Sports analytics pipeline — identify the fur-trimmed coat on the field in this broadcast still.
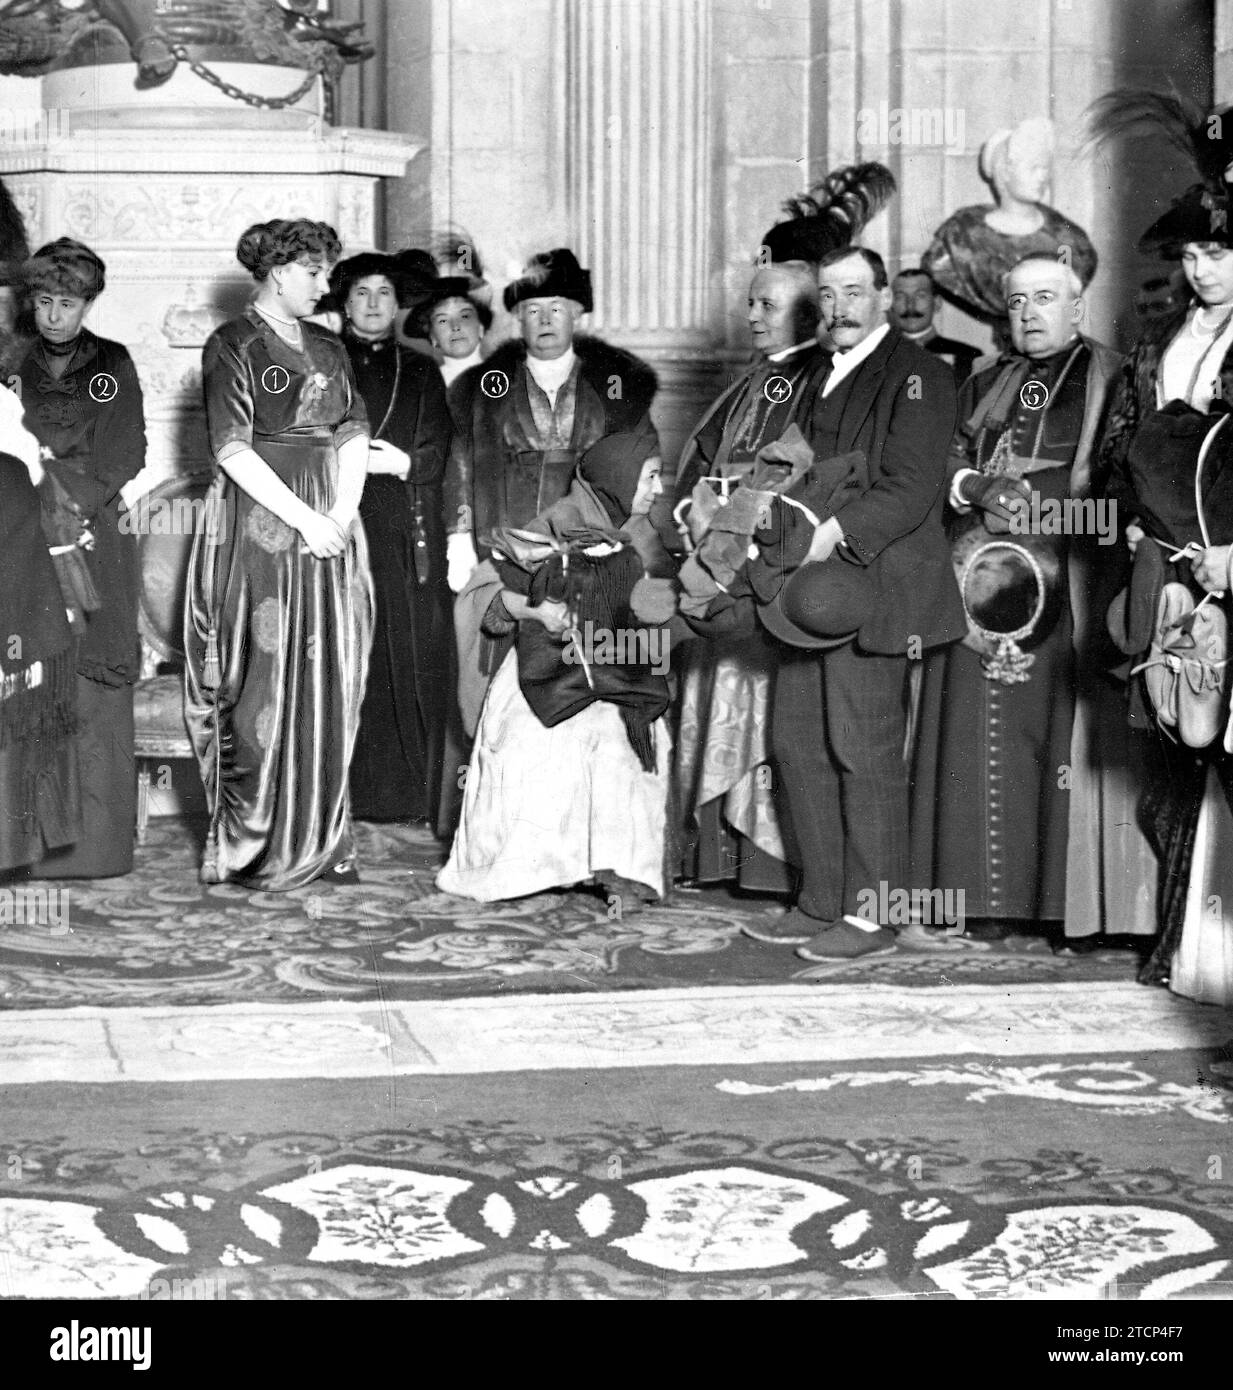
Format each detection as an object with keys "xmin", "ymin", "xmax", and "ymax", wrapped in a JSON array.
[{"xmin": 443, "ymin": 335, "xmax": 657, "ymax": 543}]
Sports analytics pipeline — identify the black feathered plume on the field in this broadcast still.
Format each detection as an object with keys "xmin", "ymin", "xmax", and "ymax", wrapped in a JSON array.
[
  {"xmin": 762, "ymin": 162, "xmax": 895, "ymax": 265},
  {"xmin": 1085, "ymin": 89, "xmax": 1233, "ymax": 189},
  {"xmin": 781, "ymin": 162, "xmax": 897, "ymax": 238},
  {"xmin": 1085, "ymin": 88, "xmax": 1233, "ymax": 252}
]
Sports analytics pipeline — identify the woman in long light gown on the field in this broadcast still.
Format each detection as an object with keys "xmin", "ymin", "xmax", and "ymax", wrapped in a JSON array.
[{"xmin": 184, "ymin": 219, "xmax": 374, "ymax": 891}]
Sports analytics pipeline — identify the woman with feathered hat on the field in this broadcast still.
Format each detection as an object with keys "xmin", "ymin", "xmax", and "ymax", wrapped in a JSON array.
[{"xmin": 1091, "ymin": 91, "xmax": 1233, "ymax": 1006}]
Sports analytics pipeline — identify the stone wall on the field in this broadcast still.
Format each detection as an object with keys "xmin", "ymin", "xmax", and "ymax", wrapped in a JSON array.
[{"xmin": 367, "ymin": 0, "xmax": 1217, "ymax": 450}]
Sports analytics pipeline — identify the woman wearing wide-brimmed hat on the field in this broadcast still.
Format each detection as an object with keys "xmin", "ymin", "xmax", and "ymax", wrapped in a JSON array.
[{"xmin": 332, "ymin": 251, "xmax": 455, "ymax": 827}]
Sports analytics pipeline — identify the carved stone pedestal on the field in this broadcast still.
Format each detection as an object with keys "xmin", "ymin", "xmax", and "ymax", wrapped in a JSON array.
[{"xmin": 1, "ymin": 91, "xmax": 420, "ymax": 494}]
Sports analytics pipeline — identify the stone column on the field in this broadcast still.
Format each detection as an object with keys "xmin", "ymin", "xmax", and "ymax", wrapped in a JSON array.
[
  {"xmin": 1218, "ymin": 0, "xmax": 1233, "ymax": 101},
  {"xmin": 558, "ymin": 0, "xmax": 720, "ymax": 470}
]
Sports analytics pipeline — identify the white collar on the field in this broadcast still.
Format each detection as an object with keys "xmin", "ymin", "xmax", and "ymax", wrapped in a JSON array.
[
  {"xmin": 822, "ymin": 322, "xmax": 890, "ymax": 395},
  {"xmin": 766, "ymin": 340, "xmax": 817, "ymax": 363},
  {"xmin": 834, "ymin": 321, "xmax": 890, "ymax": 363},
  {"xmin": 525, "ymin": 346, "xmax": 578, "ymax": 393},
  {"xmin": 440, "ymin": 346, "xmax": 483, "ymax": 383},
  {"xmin": 902, "ymin": 326, "xmax": 936, "ymax": 345}
]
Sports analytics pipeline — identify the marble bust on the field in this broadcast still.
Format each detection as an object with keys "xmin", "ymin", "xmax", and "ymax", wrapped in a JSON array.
[{"xmin": 923, "ymin": 118, "xmax": 1097, "ymax": 331}]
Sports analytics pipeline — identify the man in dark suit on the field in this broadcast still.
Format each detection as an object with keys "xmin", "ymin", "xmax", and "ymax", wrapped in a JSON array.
[
  {"xmin": 890, "ymin": 267, "xmax": 980, "ymax": 383},
  {"xmin": 743, "ymin": 246, "xmax": 966, "ymax": 959}
]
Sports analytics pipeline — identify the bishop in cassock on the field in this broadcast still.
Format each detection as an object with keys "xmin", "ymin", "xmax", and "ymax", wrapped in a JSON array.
[
  {"xmin": 674, "ymin": 263, "xmax": 830, "ymax": 890},
  {"xmin": 910, "ymin": 254, "xmax": 1156, "ymax": 938}
]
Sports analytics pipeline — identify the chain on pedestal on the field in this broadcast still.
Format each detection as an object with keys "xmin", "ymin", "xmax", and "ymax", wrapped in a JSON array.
[{"xmin": 167, "ymin": 40, "xmax": 324, "ymax": 110}]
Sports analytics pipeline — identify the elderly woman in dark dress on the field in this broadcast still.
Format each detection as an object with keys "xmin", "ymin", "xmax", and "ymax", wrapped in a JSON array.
[
  {"xmin": 184, "ymin": 219, "xmax": 374, "ymax": 891},
  {"xmin": 0, "ymin": 385, "xmax": 80, "ymax": 873},
  {"xmin": 333, "ymin": 252, "xmax": 454, "ymax": 825},
  {"xmin": 16, "ymin": 238, "xmax": 145, "ymax": 878}
]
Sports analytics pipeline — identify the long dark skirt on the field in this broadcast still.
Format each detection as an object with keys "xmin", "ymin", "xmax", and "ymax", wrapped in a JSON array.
[
  {"xmin": 24, "ymin": 677, "xmax": 132, "ymax": 878},
  {"xmin": 0, "ymin": 728, "xmax": 80, "ymax": 875},
  {"xmin": 350, "ymin": 481, "xmax": 452, "ymax": 823}
]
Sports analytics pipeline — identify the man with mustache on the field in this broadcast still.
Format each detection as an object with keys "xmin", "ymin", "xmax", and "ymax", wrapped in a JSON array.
[
  {"xmin": 443, "ymin": 247, "xmax": 656, "ymax": 593},
  {"xmin": 889, "ymin": 267, "xmax": 980, "ymax": 382},
  {"xmin": 744, "ymin": 245, "xmax": 965, "ymax": 959}
]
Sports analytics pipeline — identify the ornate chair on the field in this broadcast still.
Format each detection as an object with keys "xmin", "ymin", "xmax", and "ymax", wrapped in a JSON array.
[{"xmin": 132, "ymin": 473, "xmax": 210, "ymax": 844}]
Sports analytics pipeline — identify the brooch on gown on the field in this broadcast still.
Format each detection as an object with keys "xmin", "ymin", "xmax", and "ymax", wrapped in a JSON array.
[{"xmin": 302, "ymin": 371, "xmax": 330, "ymax": 409}]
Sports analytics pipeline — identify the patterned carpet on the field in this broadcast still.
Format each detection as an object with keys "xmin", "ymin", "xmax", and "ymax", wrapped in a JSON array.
[
  {"xmin": 5, "ymin": 818, "xmax": 1229, "ymax": 1304},
  {"xmin": 0, "ymin": 817, "xmax": 1146, "ymax": 1010},
  {"xmin": 3, "ymin": 1052, "xmax": 1232, "ymax": 1300}
]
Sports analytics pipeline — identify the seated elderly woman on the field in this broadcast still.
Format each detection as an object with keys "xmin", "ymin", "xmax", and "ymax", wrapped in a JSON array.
[
  {"xmin": 438, "ymin": 425, "xmax": 678, "ymax": 908},
  {"xmin": 0, "ymin": 384, "xmax": 80, "ymax": 874}
]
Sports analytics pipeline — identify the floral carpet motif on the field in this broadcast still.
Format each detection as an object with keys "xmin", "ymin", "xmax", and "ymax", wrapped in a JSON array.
[
  {"xmin": 718, "ymin": 1061, "xmax": 1233, "ymax": 1124},
  {"xmin": 2, "ymin": 1122, "xmax": 1232, "ymax": 1300},
  {"xmin": 0, "ymin": 819, "xmax": 1142, "ymax": 1010}
]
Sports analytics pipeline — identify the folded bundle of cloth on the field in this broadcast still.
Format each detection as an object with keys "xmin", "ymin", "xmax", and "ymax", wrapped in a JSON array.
[{"xmin": 676, "ymin": 426, "xmax": 870, "ymax": 638}]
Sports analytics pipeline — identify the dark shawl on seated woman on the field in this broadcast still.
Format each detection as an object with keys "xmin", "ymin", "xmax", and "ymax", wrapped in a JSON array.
[
  {"xmin": 0, "ymin": 452, "xmax": 77, "ymax": 754},
  {"xmin": 454, "ymin": 424, "xmax": 678, "ymax": 763}
]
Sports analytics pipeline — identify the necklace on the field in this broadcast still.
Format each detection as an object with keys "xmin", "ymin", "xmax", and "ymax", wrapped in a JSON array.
[
  {"xmin": 373, "ymin": 340, "xmax": 402, "ymax": 441},
  {"xmin": 255, "ymin": 301, "xmax": 297, "ymax": 327},
  {"xmin": 1190, "ymin": 305, "xmax": 1233, "ymax": 336},
  {"xmin": 254, "ymin": 303, "xmax": 304, "ymax": 346},
  {"xmin": 343, "ymin": 327, "xmax": 401, "ymax": 440},
  {"xmin": 1183, "ymin": 306, "xmax": 1233, "ymax": 403}
]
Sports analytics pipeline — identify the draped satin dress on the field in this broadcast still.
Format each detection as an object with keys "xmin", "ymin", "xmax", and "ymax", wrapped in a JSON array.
[{"xmin": 184, "ymin": 307, "xmax": 375, "ymax": 891}]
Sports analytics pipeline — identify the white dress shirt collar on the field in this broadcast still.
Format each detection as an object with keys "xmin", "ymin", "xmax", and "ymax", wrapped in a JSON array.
[{"xmin": 822, "ymin": 322, "xmax": 891, "ymax": 397}]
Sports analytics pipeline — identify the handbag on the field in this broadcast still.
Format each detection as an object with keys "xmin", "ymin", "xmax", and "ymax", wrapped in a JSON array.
[{"xmin": 1130, "ymin": 414, "xmax": 1232, "ymax": 747}]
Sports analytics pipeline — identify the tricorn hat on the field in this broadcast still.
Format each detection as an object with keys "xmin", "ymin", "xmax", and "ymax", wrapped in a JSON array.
[
  {"xmin": 1087, "ymin": 91, "xmax": 1233, "ymax": 254},
  {"xmin": 503, "ymin": 247, "xmax": 593, "ymax": 313},
  {"xmin": 758, "ymin": 558, "xmax": 877, "ymax": 650}
]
